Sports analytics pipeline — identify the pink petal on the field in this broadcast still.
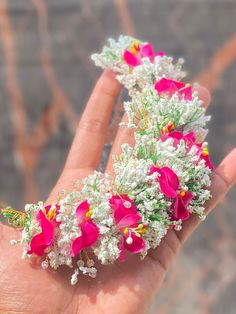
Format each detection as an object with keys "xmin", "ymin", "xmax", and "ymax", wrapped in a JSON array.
[
  {"xmin": 117, "ymin": 213, "xmax": 142, "ymax": 229},
  {"xmin": 197, "ymin": 143, "xmax": 214, "ymax": 170},
  {"xmin": 159, "ymin": 178, "xmax": 178, "ymax": 198},
  {"xmin": 123, "ymin": 50, "xmax": 141, "ymax": 67},
  {"xmin": 173, "ymin": 197, "xmax": 190, "ymax": 220},
  {"xmin": 154, "ymin": 78, "xmax": 172, "ymax": 94},
  {"xmin": 110, "ymin": 195, "xmax": 137, "ymax": 211},
  {"xmin": 141, "ymin": 43, "xmax": 154, "ymax": 58},
  {"xmin": 184, "ymin": 131, "xmax": 196, "ymax": 143},
  {"xmin": 160, "ymin": 134, "xmax": 170, "ymax": 142},
  {"xmin": 28, "ymin": 210, "xmax": 54, "ymax": 256},
  {"xmin": 27, "ymin": 233, "xmax": 48, "ymax": 256},
  {"xmin": 179, "ymin": 86, "xmax": 193, "ymax": 100},
  {"xmin": 72, "ymin": 221, "xmax": 99, "ymax": 256},
  {"xmin": 155, "ymin": 51, "xmax": 166, "ymax": 57},
  {"xmin": 36, "ymin": 209, "xmax": 45, "ymax": 221},
  {"xmin": 110, "ymin": 195, "xmax": 138, "ymax": 225},
  {"xmin": 76, "ymin": 200, "xmax": 90, "ymax": 222},
  {"xmin": 149, "ymin": 166, "xmax": 179, "ymax": 198},
  {"xmin": 174, "ymin": 80, "xmax": 186, "ymax": 90},
  {"xmin": 44, "ymin": 205, "xmax": 51, "ymax": 215},
  {"xmin": 80, "ymin": 221, "xmax": 99, "ymax": 247},
  {"xmin": 160, "ymin": 131, "xmax": 196, "ymax": 150},
  {"xmin": 40, "ymin": 213, "xmax": 54, "ymax": 245},
  {"xmin": 161, "ymin": 167, "xmax": 179, "ymax": 190},
  {"xmin": 169, "ymin": 131, "xmax": 184, "ymax": 140},
  {"xmin": 118, "ymin": 238, "xmax": 125, "ymax": 261},
  {"xmin": 155, "ymin": 78, "xmax": 186, "ymax": 97},
  {"xmin": 202, "ymin": 154, "xmax": 214, "ymax": 170},
  {"xmin": 169, "ymin": 131, "xmax": 185, "ymax": 147},
  {"xmin": 124, "ymin": 233, "xmax": 145, "ymax": 254},
  {"xmin": 55, "ymin": 204, "xmax": 60, "ymax": 216},
  {"xmin": 149, "ymin": 165, "xmax": 159, "ymax": 175},
  {"xmin": 71, "ymin": 236, "xmax": 84, "ymax": 257},
  {"xmin": 182, "ymin": 191, "xmax": 193, "ymax": 206},
  {"xmin": 36, "ymin": 210, "xmax": 54, "ymax": 243},
  {"xmin": 154, "ymin": 77, "xmax": 190, "ymax": 97}
]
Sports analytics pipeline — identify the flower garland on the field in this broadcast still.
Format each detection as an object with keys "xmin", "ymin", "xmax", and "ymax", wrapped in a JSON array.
[{"xmin": 1, "ymin": 36, "xmax": 213, "ymax": 285}]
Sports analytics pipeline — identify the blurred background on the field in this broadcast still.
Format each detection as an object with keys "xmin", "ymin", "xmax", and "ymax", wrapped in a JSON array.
[{"xmin": 0, "ymin": 0, "xmax": 236, "ymax": 313}]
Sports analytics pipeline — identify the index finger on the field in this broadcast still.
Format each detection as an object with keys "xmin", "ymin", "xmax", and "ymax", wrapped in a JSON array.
[{"xmin": 64, "ymin": 69, "xmax": 121, "ymax": 171}]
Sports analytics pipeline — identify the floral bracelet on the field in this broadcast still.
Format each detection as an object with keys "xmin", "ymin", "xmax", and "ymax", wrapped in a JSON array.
[{"xmin": 1, "ymin": 36, "xmax": 213, "ymax": 285}]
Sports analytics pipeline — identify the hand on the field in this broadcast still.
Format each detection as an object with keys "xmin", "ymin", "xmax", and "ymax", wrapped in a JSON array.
[{"xmin": 1, "ymin": 70, "xmax": 236, "ymax": 314}]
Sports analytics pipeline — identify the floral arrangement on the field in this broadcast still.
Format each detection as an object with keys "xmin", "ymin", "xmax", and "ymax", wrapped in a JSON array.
[{"xmin": 1, "ymin": 36, "xmax": 213, "ymax": 285}]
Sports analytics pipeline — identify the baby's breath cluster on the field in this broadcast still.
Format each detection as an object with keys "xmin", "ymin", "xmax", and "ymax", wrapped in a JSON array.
[{"xmin": 5, "ymin": 36, "xmax": 213, "ymax": 284}]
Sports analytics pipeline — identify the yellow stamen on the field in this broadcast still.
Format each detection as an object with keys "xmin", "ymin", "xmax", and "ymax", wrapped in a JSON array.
[
  {"xmin": 138, "ymin": 228, "xmax": 147, "ymax": 234},
  {"xmin": 179, "ymin": 191, "xmax": 186, "ymax": 197},
  {"xmin": 130, "ymin": 41, "xmax": 140, "ymax": 55},
  {"xmin": 47, "ymin": 207, "xmax": 55, "ymax": 220},
  {"xmin": 137, "ymin": 223, "xmax": 147, "ymax": 234},
  {"xmin": 162, "ymin": 121, "xmax": 174, "ymax": 134},
  {"xmin": 162, "ymin": 126, "xmax": 168, "ymax": 134},
  {"xmin": 202, "ymin": 147, "xmax": 209, "ymax": 156},
  {"xmin": 167, "ymin": 121, "xmax": 174, "ymax": 131},
  {"xmin": 123, "ymin": 228, "xmax": 129, "ymax": 235},
  {"xmin": 85, "ymin": 210, "xmax": 92, "ymax": 218}
]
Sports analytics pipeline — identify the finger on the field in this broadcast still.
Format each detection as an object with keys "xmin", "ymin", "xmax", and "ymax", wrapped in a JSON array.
[
  {"xmin": 106, "ymin": 85, "xmax": 211, "ymax": 174},
  {"xmin": 64, "ymin": 69, "xmax": 121, "ymax": 171},
  {"xmin": 105, "ymin": 113, "xmax": 135, "ymax": 174},
  {"xmin": 198, "ymin": 86, "xmax": 211, "ymax": 109},
  {"xmin": 47, "ymin": 70, "xmax": 121, "ymax": 203},
  {"xmin": 48, "ymin": 167, "xmax": 96, "ymax": 200},
  {"xmin": 177, "ymin": 148, "xmax": 236, "ymax": 243}
]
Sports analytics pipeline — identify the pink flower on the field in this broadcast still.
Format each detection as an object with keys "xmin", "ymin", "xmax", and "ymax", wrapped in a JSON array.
[
  {"xmin": 71, "ymin": 200, "xmax": 99, "ymax": 257},
  {"xmin": 161, "ymin": 130, "xmax": 196, "ymax": 152},
  {"xmin": 123, "ymin": 41, "xmax": 165, "ymax": 67},
  {"xmin": 109, "ymin": 195, "xmax": 146, "ymax": 260},
  {"xmin": 154, "ymin": 78, "xmax": 192, "ymax": 100},
  {"xmin": 197, "ymin": 143, "xmax": 214, "ymax": 170},
  {"xmin": 161, "ymin": 121, "xmax": 175, "ymax": 135},
  {"xmin": 149, "ymin": 166, "xmax": 193, "ymax": 220},
  {"xmin": 160, "ymin": 130, "xmax": 214, "ymax": 169},
  {"xmin": 28, "ymin": 204, "xmax": 59, "ymax": 256}
]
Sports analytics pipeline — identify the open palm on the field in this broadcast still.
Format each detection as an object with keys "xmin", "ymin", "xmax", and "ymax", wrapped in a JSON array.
[{"xmin": 1, "ymin": 70, "xmax": 236, "ymax": 314}]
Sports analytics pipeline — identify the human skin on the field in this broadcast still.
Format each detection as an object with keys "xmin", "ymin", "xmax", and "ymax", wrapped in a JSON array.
[{"xmin": 1, "ymin": 70, "xmax": 236, "ymax": 314}]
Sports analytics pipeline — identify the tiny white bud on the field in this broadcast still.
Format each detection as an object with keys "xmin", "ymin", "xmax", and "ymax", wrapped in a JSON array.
[
  {"xmin": 123, "ymin": 201, "xmax": 131, "ymax": 208},
  {"xmin": 174, "ymin": 224, "xmax": 182, "ymax": 231},
  {"xmin": 77, "ymin": 260, "xmax": 85, "ymax": 267},
  {"xmin": 21, "ymin": 250, "xmax": 28, "ymax": 259},
  {"xmin": 41, "ymin": 260, "xmax": 49, "ymax": 270},
  {"xmin": 126, "ymin": 237, "xmax": 133, "ymax": 245},
  {"xmin": 10, "ymin": 240, "xmax": 18, "ymax": 245},
  {"xmin": 71, "ymin": 270, "xmax": 79, "ymax": 285}
]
